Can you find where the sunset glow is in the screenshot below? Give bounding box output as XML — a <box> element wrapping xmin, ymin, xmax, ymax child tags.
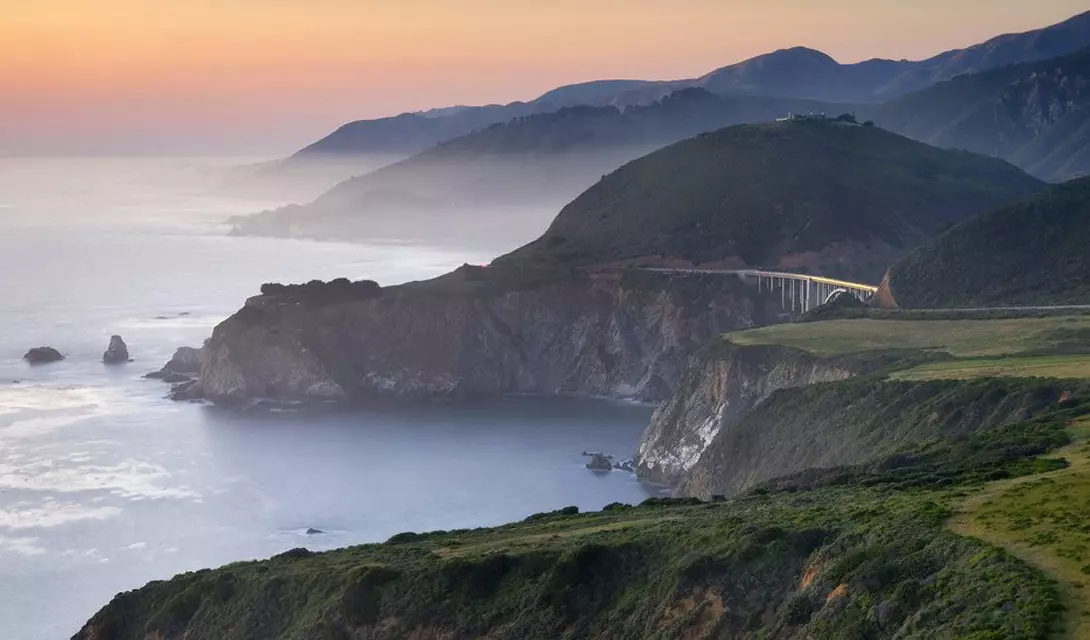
<box><xmin>3</xmin><ymin>0</ymin><xmax>1088</xmax><ymax>154</ymax></box>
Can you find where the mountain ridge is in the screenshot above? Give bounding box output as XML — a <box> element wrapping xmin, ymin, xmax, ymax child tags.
<box><xmin>871</xmin><ymin>46</ymin><xmax>1090</xmax><ymax>181</ymax></box>
<box><xmin>230</xmin><ymin>90</ymin><xmax>848</xmax><ymax>247</ymax></box>
<box><xmin>284</xmin><ymin>10</ymin><xmax>1090</xmax><ymax>161</ymax></box>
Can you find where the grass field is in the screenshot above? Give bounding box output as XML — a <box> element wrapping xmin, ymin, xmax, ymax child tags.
<box><xmin>949</xmin><ymin>418</ymin><xmax>1090</xmax><ymax>639</ymax></box>
<box><xmin>728</xmin><ymin>317</ymin><xmax>1090</xmax><ymax>358</ymax></box>
<box><xmin>891</xmin><ymin>354</ymin><xmax>1090</xmax><ymax>381</ymax></box>
<box><xmin>727</xmin><ymin>316</ymin><xmax>1090</xmax><ymax>380</ymax></box>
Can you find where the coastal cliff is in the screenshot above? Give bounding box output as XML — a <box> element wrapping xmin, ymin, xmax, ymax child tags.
<box><xmin>678</xmin><ymin>377</ymin><xmax>1074</xmax><ymax>498</ymax></box>
<box><xmin>191</xmin><ymin>267</ymin><xmax>779</xmax><ymax>404</ymax></box>
<box><xmin>635</xmin><ymin>342</ymin><xmax>855</xmax><ymax>485</ymax></box>
<box><xmin>635</xmin><ymin>327</ymin><xmax>1085</xmax><ymax>498</ymax></box>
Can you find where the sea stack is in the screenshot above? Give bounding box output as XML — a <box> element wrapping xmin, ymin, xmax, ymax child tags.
<box><xmin>102</xmin><ymin>335</ymin><xmax>131</xmax><ymax>364</ymax></box>
<box><xmin>23</xmin><ymin>347</ymin><xmax>64</xmax><ymax>364</ymax></box>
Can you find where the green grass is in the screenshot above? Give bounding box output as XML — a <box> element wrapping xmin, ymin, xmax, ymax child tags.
<box><xmin>727</xmin><ymin>316</ymin><xmax>1090</xmax><ymax>358</ymax></box>
<box><xmin>950</xmin><ymin>418</ymin><xmax>1090</xmax><ymax>639</ymax></box>
<box><xmin>891</xmin><ymin>355</ymin><xmax>1090</xmax><ymax>382</ymax></box>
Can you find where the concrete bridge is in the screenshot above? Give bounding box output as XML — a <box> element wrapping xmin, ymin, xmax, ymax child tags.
<box><xmin>644</xmin><ymin>268</ymin><xmax>878</xmax><ymax>313</ymax></box>
<box><xmin>732</xmin><ymin>269</ymin><xmax>878</xmax><ymax>313</ymax></box>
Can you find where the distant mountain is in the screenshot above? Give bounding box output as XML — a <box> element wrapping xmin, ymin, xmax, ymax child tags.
<box><xmin>496</xmin><ymin>119</ymin><xmax>1044</xmax><ymax>282</ymax></box>
<box><xmin>870</xmin><ymin>47</ymin><xmax>1090</xmax><ymax>181</ymax></box>
<box><xmin>230</xmin><ymin>90</ymin><xmax>844</xmax><ymax>248</ymax></box>
<box><xmin>881</xmin><ymin>177</ymin><xmax>1090</xmax><ymax>308</ymax></box>
<box><xmin>283</xmin><ymin>11</ymin><xmax>1090</xmax><ymax>161</ymax></box>
<box><xmin>286</xmin><ymin>81</ymin><xmax>683</xmax><ymax>163</ymax></box>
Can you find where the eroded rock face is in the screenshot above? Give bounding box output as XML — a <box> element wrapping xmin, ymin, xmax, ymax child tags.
<box><xmin>23</xmin><ymin>346</ymin><xmax>64</xmax><ymax>364</ymax></box>
<box><xmin>185</xmin><ymin>267</ymin><xmax>778</xmax><ymax>404</ymax></box>
<box><xmin>102</xmin><ymin>335</ymin><xmax>130</xmax><ymax>364</ymax></box>
<box><xmin>161</xmin><ymin>346</ymin><xmax>203</xmax><ymax>375</ymax></box>
<box><xmin>635</xmin><ymin>343</ymin><xmax>855</xmax><ymax>486</ymax></box>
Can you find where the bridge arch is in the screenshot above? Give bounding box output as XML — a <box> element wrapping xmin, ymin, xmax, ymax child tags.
<box><xmin>823</xmin><ymin>288</ymin><xmax>852</xmax><ymax>305</ymax></box>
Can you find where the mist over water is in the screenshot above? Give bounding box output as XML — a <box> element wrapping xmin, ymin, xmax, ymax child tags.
<box><xmin>0</xmin><ymin>158</ymin><xmax>657</xmax><ymax>640</ymax></box>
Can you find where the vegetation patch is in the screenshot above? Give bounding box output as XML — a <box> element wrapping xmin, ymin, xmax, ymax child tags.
<box><xmin>949</xmin><ymin>418</ymin><xmax>1090</xmax><ymax>639</ymax></box>
<box><xmin>891</xmin><ymin>355</ymin><xmax>1090</xmax><ymax>382</ymax></box>
<box><xmin>727</xmin><ymin>317</ymin><xmax>1090</xmax><ymax>359</ymax></box>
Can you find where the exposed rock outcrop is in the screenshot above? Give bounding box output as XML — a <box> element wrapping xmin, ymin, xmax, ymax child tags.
<box><xmin>184</xmin><ymin>267</ymin><xmax>778</xmax><ymax>404</ymax></box>
<box><xmin>585</xmin><ymin>453</ymin><xmax>613</xmax><ymax>471</ymax></box>
<box><xmin>102</xmin><ymin>335</ymin><xmax>130</xmax><ymax>364</ymax></box>
<box><xmin>161</xmin><ymin>346</ymin><xmax>203</xmax><ymax>375</ymax></box>
<box><xmin>23</xmin><ymin>346</ymin><xmax>64</xmax><ymax>364</ymax></box>
<box><xmin>636</xmin><ymin>342</ymin><xmax>856</xmax><ymax>485</ymax></box>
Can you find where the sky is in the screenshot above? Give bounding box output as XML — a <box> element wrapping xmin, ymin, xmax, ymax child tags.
<box><xmin>2</xmin><ymin>0</ymin><xmax>1088</xmax><ymax>156</ymax></box>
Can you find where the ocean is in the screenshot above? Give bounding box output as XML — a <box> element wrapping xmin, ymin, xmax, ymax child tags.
<box><xmin>0</xmin><ymin>158</ymin><xmax>657</xmax><ymax>639</ymax></box>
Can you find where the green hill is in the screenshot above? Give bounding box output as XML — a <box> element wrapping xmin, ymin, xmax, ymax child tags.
<box><xmin>884</xmin><ymin>177</ymin><xmax>1090</xmax><ymax>308</ymax></box>
<box><xmin>871</xmin><ymin>47</ymin><xmax>1090</xmax><ymax>182</ymax></box>
<box><xmin>497</xmin><ymin>119</ymin><xmax>1044</xmax><ymax>282</ymax></box>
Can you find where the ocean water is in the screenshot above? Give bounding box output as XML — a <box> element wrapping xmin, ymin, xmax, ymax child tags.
<box><xmin>0</xmin><ymin>158</ymin><xmax>657</xmax><ymax>639</ymax></box>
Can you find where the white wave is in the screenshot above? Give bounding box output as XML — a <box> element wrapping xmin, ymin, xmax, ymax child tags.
<box><xmin>0</xmin><ymin>458</ymin><xmax>201</xmax><ymax>501</ymax></box>
<box><xmin>0</xmin><ymin>499</ymin><xmax>122</xmax><ymax>530</ymax></box>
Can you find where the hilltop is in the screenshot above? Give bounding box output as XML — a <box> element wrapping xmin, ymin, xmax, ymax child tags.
<box><xmin>872</xmin><ymin>46</ymin><xmax>1090</xmax><ymax>181</ymax></box>
<box><xmin>230</xmin><ymin>90</ymin><xmax>842</xmax><ymax>247</ymax></box>
<box><xmin>881</xmin><ymin>176</ymin><xmax>1090</xmax><ymax>308</ymax></box>
<box><xmin>497</xmin><ymin>119</ymin><xmax>1043</xmax><ymax>282</ymax></box>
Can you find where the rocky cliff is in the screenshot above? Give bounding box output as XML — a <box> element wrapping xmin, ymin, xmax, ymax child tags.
<box><xmin>190</xmin><ymin>267</ymin><xmax>779</xmax><ymax>404</ymax></box>
<box><xmin>676</xmin><ymin>375</ymin><xmax>1077</xmax><ymax>499</ymax></box>
<box><xmin>635</xmin><ymin>342</ymin><xmax>855</xmax><ymax>485</ymax></box>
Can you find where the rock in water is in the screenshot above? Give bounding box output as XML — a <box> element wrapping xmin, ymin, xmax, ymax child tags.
<box><xmin>585</xmin><ymin>453</ymin><xmax>613</xmax><ymax>472</ymax></box>
<box><xmin>161</xmin><ymin>346</ymin><xmax>203</xmax><ymax>375</ymax></box>
<box><xmin>23</xmin><ymin>347</ymin><xmax>64</xmax><ymax>364</ymax></box>
<box><xmin>102</xmin><ymin>335</ymin><xmax>130</xmax><ymax>364</ymax></box>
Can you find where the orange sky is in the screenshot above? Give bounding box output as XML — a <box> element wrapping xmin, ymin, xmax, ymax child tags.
<box><xmin>2</xmin><ymin>0</ymin><xmax>1088</xmax><ymax>155</ymax></box>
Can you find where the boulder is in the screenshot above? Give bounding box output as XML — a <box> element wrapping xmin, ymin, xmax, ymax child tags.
<box><xmin>585</xmin><ymin>453</ymin><xmax>613</xmax><ymax>472</ymax></box>
<box><xmin>102</xmin><ymin>335</ymin><xmax>130</xmax><ymax>364</ymax></box>
<box><xmin>23</xmin><ymin>347</ymin><xmax>64</xmax><ymax>364</ymax></box>
<box><xmin>161</xmin><ymin>346</ymin><xmax>203</xmax><ymax>375</ymax></box>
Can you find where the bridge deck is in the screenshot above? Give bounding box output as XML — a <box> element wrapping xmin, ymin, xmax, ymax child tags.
<box><xmin>727</xmin><ymin>269</ymin><xmax>878</xmax><ymax>293</ymax></box>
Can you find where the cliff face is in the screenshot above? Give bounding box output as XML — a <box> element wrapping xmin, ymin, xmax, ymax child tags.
<box><xmin>193</xmin><ymin>268</ymin><xmax>778</xmax><ymax>404</ymax></box>
<box><xmin>678</xmin><ymin>377</ymin><xmax>1075</xmax><ymax>499</ymax></box>
<box><xmin>635</xmin><ymin>343</ymin><xmax>854</xmax><ymax>485</ymax></box>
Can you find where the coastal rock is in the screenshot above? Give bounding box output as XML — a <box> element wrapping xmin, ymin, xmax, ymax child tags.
<box><xmin>168</xmin><ymin>380</ymin><xmax>204</xmax><ymax>402</ymax></box>
<box><xmin>161</xmin><ymin>346</ymin><xmax>203</xmax><ymax>375</ymax></box>
<box><xmin>585</xmin><ymin>453</ymin><xmax>613</xmax><ymax>471</ymax></box>
<box><xmin>186</xmin><ymin>267</ymin><xmax>779</xmax><ymax>404</ymax></box>
<box><xmin>23</xmin><ymin>347</ymin><xmax>64</xmax><ymax>364</ymax></box>
<box><xmin>102</xmin><ymin>335</ymin><xmax>130</xmax><ymax>364</ymax></box>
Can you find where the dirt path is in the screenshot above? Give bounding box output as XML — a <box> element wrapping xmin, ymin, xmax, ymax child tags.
<box><xmin>948</xmin><ymin>419</ymin><xmax>1090</xmax><ymax>639</ymax></box>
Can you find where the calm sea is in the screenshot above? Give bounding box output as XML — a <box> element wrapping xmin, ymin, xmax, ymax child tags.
<box><xmin>0</xmin><ymin>158</ymin><xmax>657</xmax><ymax>639</ymax></box>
